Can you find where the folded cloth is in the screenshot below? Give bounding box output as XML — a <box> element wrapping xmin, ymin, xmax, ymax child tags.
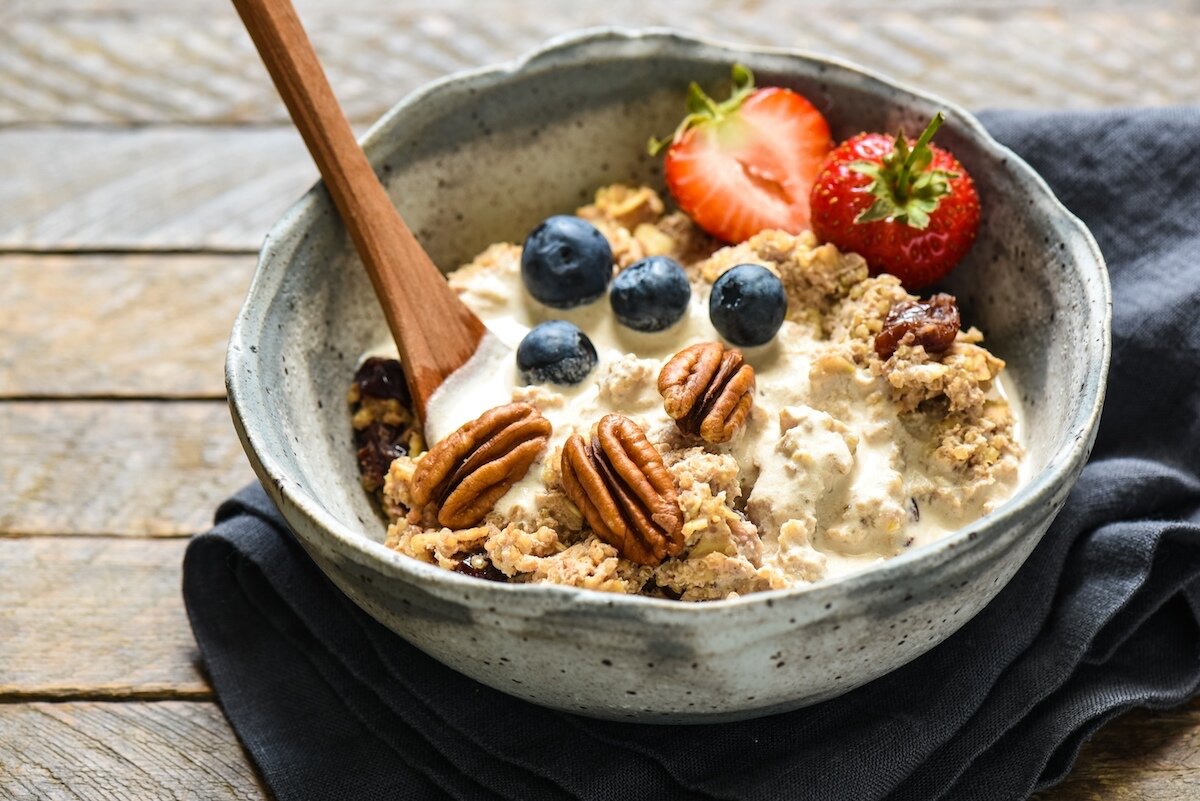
<box><xmin>184</xmin><ymin>107</ymin><xmax>1200</xmax><ymax>801</ymax></box>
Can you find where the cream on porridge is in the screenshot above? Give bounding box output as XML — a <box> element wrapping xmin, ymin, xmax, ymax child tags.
<box><xmin>350</xmin><ymin>184</ymin><xmax>1022</xmax><ymax>601</ymax></box>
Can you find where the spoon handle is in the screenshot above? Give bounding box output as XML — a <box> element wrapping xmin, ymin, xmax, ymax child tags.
<box><xmin>231</xmin><ymin>0</ymin><xmax>486</xmax><ymax>421</ymax></box>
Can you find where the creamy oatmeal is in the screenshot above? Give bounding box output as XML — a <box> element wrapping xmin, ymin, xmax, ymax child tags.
<box><xmin>350</xmin><ymin>184</ymin><xmax>1023</xmax><ymax>601</ymax></box>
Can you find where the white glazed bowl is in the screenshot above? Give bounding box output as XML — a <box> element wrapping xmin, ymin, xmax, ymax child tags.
<box><xmin>226</xmin><ymin>29</ymin><xmax>1110</xmax><ymax>722</ymax></box>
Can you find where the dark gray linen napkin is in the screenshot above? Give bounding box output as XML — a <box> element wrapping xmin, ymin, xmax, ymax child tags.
<box><xmin>184</xmin><ymin>107</ymin><xmax>1200</xmax><ymax>801</ymax></box>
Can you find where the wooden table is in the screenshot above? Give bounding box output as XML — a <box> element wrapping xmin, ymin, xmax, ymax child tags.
<box><xmin>2</xmin><ymin>1</ymin><xmax>1197</xmax><ymax>797</ymax></box>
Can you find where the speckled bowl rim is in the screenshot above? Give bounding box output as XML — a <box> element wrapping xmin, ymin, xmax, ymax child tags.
<box><xmin>227</xmin><ymin>27</ymin><xmax>1112</xmax><ymax>620</ymax></box>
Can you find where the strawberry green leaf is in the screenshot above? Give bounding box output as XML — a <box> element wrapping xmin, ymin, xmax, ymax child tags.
<box><xmin>849</xmin><ymin>111</ymin><xmax>959</xmax><ymax>230</ymax></box>
<box><xmin>687</xmin><ymin>82</ymin><xmax>717</xmax><ymax>116</ymax></box>
<box><xmin>856</xmin><ymin>197</ymin><xmax>896</xmax><ymax>224</ymax></box>
<box><xmin>731</xmin><ymin>63</ymin><xmax>754</xmax><ymax>93</ymax></box>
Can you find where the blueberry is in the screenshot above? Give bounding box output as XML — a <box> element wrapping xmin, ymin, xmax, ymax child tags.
<box><xmin>609</xmin><ymin>256</ymin><xmax>692</xmax><ymax>332</ymax></box>
<box><xmin>521</xmin><ymin>216</ymin><xmax>614</xmax><ymax>308</ymax></box>
<box><xmin>516</xmin><ymin>320</ymin><xmax>598</xmax><ymax>385</ymax></box>
<box><xmin>709</xmin><ymin>264</ymin><xmax>787</xmax><ymax>346</ymax></box>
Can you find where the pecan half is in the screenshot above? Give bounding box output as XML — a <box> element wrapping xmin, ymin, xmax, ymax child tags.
<box><xmin>658</xmin><ymin>342</ymin><xmax>756</xmax><ymax>443</ymax></box>
<box><xmin>410</xmin><ymin>403</ymin><xmax>551</xmax><ymax>528</ymax></box>
<box><xmin>874</xmin><ymin>293</ymin><xmax>961</xmax><ymax>360</ymax></box>
<box><xmin>560</xmin><ymin>414</ymin><xmax>683</xmax><ymax>566</ymax></box>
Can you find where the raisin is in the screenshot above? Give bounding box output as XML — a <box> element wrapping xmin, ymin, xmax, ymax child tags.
<box><xmin>352</xmin><ymin>357</ymin><xmax>410</xmax><ymax>404</ymax></box>
<box><xmin>874</xmin><ymin>293</ymin><xmax>961</xmax><ymax>360</ymax></box>
<box><xmin>641</xmin><ymin>578</ymin><xmax>683</xmax><ymax>601</ymax></box>
<box><xmin>350</xmin><ymin>357</ymin><xmax>417</xmax><ymax>492</ymax></box>
<box><xmin>355</xmin><ymin>421</ymin><xmax>408</xmax><ymax>492</ymax></box>
<box><xmin>452</xmin><ymin>551</ymin><xmax>507</xmax><ymax>582</ymax></box>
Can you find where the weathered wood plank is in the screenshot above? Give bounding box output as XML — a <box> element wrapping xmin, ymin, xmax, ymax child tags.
<box><xmin>1039</xmin><ymin>699</ymin><xmax>1200</xmax><ymax>800</ymax></box>
<box><xmin>0</xmin><ymin>401</ymin><xmax>255</xmax><ymax>536</ymax></box>
<box><xmin>0</xmin><ymin>697</ymin><xmax>1197</xmax><ymax>800</ymax></box>
<box><xmin>0</xmin><ymin>127</ymin><xmax>313</xmax><ymax>251</ymax></box>
<box><xmin>0</xmin><ymin>702</ymin><xmax>269</xmax><ymax>800</ymax></box>
<box><xmin>0</xmin><ymin>3</ymin><xmax>1192</xmax><ymax>126</ymax></box>
<box><xmin>19</xmin><ymin>0</ymin><xmax>1164</xmax><ymax>12</ymax></box>
<box><xmin>0</xmin><ymin>525</ymin><xmax>1195</xmax><ymax>794</ymax></box>
<box><xmin>0</xmin><ymin>254</ymin><xmax>254</xmax><ymax>398</ymax></box>
<box><xmin>0</xmin><ymin>538</ymin><xmax>207</xmax><ymax>698</ymax></box>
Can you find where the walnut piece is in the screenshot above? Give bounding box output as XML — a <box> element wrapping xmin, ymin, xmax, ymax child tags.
<box><xmin>410</xmin><ymin>403</ymin><xmax>551</xmax><ymax>528</ymax></box>
<box><xmin>658</xmin><ymin>342</ymin><xmax>756</xmax><ymax>443</ymax></box>
<box><xmin>875</xmin><ymin>293</ymin><xmax>961</xmax><ymax>360</ymax></box>
<box><xmin>560</xmin><ymin>414</ymin><xmax>683</xmax><ymax>565</ymax></box>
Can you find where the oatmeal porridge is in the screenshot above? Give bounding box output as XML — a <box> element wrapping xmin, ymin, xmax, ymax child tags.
<box><xmin>349</xmin><ymin>183</ymin><xmax>1023</xmax><ymax>601</ymax></box>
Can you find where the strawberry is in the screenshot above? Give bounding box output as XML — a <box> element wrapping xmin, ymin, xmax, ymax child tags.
<box><xmin>809</xmin><ymin>112</ymin><xmax>980</xmax><ymax>290</ymax></box>
<box><xmin>650</xmin><ymin>65</ymin><xmax>833</xmax><ymax>244</ymax></box>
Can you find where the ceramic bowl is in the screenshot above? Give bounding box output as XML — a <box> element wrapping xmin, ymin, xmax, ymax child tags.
<box><xmin>226</xmin><ymin>28</ymin><xmax>1110</xmax><ymax>722</ymax></box>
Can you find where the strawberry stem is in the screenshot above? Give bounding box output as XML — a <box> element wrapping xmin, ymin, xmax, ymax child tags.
<box><xmin>894</xmin><ymin>113</ymin><xmax>943</xmax><ymax>203</ymax></box>
<box><xmin>850</xmin><ymin>111</ymin><xmax>959</xmax><ymax>230</ymax></box>
<box><xmin>648</xmin><ymin>64</ymin><xmax>756</xmax><ymax>156</ymax></box>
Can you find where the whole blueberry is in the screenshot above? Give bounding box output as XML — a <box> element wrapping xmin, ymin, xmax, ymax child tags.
<box><xmin>709</xmin><ymin>264</ymin><xmax>787</xmax><ymax>346</ymax></box>
<box><xmin>609</xmin><ymin>256</ymin><xmax>692</xmax><ymax>332</ymax></box>
<box><xmin>521</xmin><ymin>216</ymin><xmax>614</xmax><ymax>309</ymax></box>
<box><xmin>516</xmin><ymin>320</ymin><xmax>598</xmax><ymax>385</ymax></box>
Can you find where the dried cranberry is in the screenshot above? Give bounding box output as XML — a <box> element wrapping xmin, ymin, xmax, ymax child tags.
<box><xmin>355</xmin><ymin>421</ymin><xmax>408</xmax><ymax>492</ymax></box>
<box><xmin>353</xmin><ymin>357</ymin><xmax>410</xmax><ymax>403</ymax></box>
<box><xmin>874</xmin><ymin>293</ymin><xmax>961</xmax><ymax>360</ymax></box>
<box><xmin>453</xmin><ymin>552</ymin><xmax>507</xmax><ymax>582</ymax></box>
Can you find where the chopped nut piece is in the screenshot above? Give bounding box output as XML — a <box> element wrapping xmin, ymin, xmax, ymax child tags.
<box><xmin>653</xmin><ymin>552</ymin><xmax>764</xmax><ymax>602</ymax></box>
<box><xmin>560</xmin><ymin>415</ymin><xmax>683</xmax><ymax>565</ymax></box>
<box><xmin>522</xmin><ymin>537</ymin><xmax>638</xmax><ymax>593</ymax></box>
<box><xmin>577</xmin><ymin>184</ymin><xmax>665</xmax><ymax>230</ymax></box>
<box><xmin>410</xmin><ymin>403</ymin><xmax>552</xmax><ymax>528</ymax></box>
<box><xmin>875</xmin><ymin>293</ymin><xmax>961</xmax><ymax>359</ymax></box>
<box><xmin>880</xmin><ymin>339</ymin><xmax>1004</xmax><ymax>415</ymax></box>
<box><xmin>698</xmin><ymin>229</ymin><xmax>868</xmax><ymax>319</ymax></box>
<box><xmin>658</xmin><ymin>342</ymin><xmax>756</xmax><ymax>443</ymax></box>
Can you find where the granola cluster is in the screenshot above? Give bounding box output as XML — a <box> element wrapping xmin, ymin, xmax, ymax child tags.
<box><xmin>357</xmin><ymin>184</ymin><xmax>1022</xmax><ymax>600</ymax></box>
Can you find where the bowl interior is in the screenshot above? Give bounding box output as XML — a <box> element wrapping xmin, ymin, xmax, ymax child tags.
<box><xmin>233</xmin><ymin>31</ymin><xmax>1105</xmax><ymax>566</ymax></box>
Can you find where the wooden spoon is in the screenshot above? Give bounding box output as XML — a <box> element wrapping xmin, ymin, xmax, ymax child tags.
<box><xmin>230</xmin><ymin>0</ymin><xmax>489</xmax><ymax>423</ymax></box>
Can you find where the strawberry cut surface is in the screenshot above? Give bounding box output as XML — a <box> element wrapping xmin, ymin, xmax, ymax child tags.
<box><xmin>654</xmin><ymin>70</ymin><xmax>832</xmax><ymax>244</ymax></box>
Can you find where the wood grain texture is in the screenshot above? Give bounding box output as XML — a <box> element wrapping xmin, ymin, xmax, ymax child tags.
<box><xmin>0</xmin><ymin>255</ymin><xmax>254</xmax><ymax>398</ymax></box>
<box><xmin>0</xmin><ymin>401</ymin><xmax>254</xmax><ymax>536</ymax></box>
<box><xmin>0</xmin><ymin>127</ymin><xmax>313</xmax><ymax>251</ymax></box>
<box><xmin>0</xmin><ymin>699</ymin><xmax>1197</xmax><ymax>801</ymax></box>
<box><xmin>1039</xmin><ymin>700</ymin><xmax>1200</xmax><ymax>800</ymax></box>
<box><xmin>16</xmin><ymin>0</ymin><xmax>1186</xmax><ymax>11</ymax></box>
<box><xmin>0</xmin><ymin>702</ymin><xmax>269</xmax><ymax>800</ymax></box>
<box><xmin>0</xmin><ymin>538</ymin><xmax>207</xmax><ymax>698</ymax></box>
<box><xmin>0</xmin><ymin>1</ymin><xmax>1193</xmax><ymax>125</ymax></box>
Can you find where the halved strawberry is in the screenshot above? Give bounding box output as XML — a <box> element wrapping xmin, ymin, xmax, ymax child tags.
<box><xmin>650</xmin><ymin>65</ymin><xmax>833</xmax><ymax>244</ymax></box>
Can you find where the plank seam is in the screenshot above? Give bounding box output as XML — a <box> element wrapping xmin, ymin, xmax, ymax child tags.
<box><xmin>0</xmin><ymin>246</ymin><xmax>262</xmax><ymax>256</ymax></box>
<box><xmin>0</xmin><ymin>691</ymin><xmax>214</xmax><ymax>703</ymax></box>
<box><xmin>0</xmin><ymin>394</ymin><xmax>229</xmax><ymax>402</ymax></box>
